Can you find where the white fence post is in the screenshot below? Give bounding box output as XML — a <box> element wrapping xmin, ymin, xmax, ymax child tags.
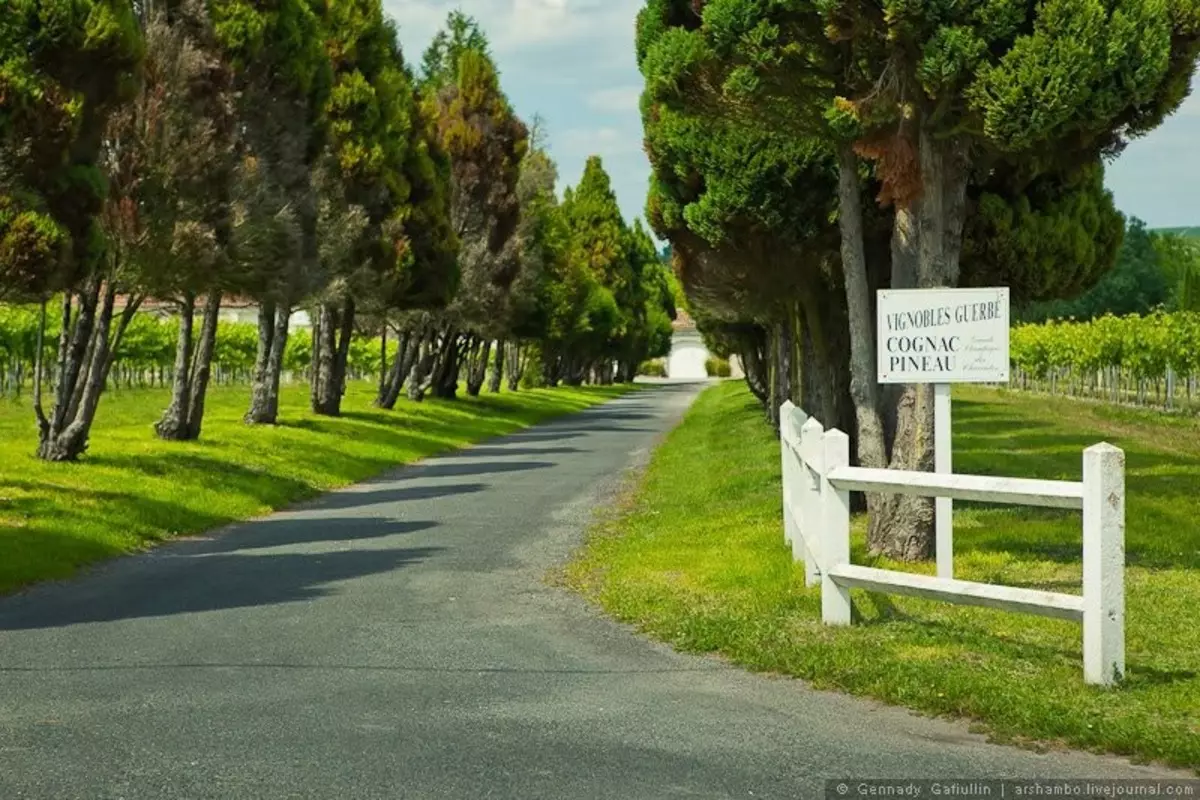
<box><xmin>780</xmin><ymin>402</ymin><xmax>797</xmax><ymax>548</ymax></box>
<box><xmin>1082</xmin><ymin>442</ymin><xmax>1126</xmax><ymax>686</ymax></box>
<box><xmin>821</xmin><ymin>428</ymin><xmax>852</xmax><ymax>625</ymax></box>
<box><xmin>799</xmin><ymin>417</ymin><xmax>824</xmax><ymax>587</ymax></box>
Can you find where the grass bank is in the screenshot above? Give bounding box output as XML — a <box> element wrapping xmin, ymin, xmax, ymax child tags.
<box><xmin>566</xmin><ymin>382</ymin><xmax>1200</xmax><ymax>770</ymax></box>
<box><xmin>1</xmin><ymin>380</ymin><xmax>629</xmax><ymax>595</ymax></box>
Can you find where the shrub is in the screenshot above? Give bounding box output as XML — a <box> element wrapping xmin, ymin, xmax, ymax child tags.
<box><xmin>705</xmin><ymin>356</ymin><xmax>731</xmax><ymax>378</ymax></box>
<box><xmin>638</xmin><ymin>358</ymin><xmax>667</xmax><ymax>377</ymax></box>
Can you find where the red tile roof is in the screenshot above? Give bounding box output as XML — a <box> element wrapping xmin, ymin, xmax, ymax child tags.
<box><xmin>672</xmin><ymin>309</ymin><xmax>696</xmax><ymax>332</ymax></box>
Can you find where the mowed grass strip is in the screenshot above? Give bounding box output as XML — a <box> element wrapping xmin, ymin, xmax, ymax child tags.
<box><xmin>566</xmin><ymin>382</ymin><xmax>1200</xmax><ymax>770</ymax></box>
<box><xmin>0</xmin><ymin>380</ymin><xmax>630</xmax><ymax>595</ymax></box>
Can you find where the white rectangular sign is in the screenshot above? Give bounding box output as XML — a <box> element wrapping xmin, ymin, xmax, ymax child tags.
<box><xmin>877</xmin><ymin>287</ymin><xmax>1010</xmax><ymax>384</ymax></box>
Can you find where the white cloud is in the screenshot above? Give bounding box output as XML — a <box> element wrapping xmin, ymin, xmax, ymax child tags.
<box><xmin>587</xmin><ymin>86</ymin><xmax>642</xmax><ymax>113</ymax></box>
<box><xmin>560</xmin><ymin>126</ymin><xmax>643</xmax><ymax>159</ymax></box>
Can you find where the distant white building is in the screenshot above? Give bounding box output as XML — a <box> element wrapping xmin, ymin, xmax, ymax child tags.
<box><xmin>667</xmin><ymin>310</ymin><xmax>709</xmax><ymax>380</ymax></box>
<box><xmin>116</xmin><ymin>295</ymin><xmax>313</xmax><ymax>329</ymax></box>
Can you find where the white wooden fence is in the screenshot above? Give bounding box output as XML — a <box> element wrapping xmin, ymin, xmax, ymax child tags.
<box><xmin>779</xmin><ymin>401</ymin><xmax>1126</xmax><ymax>686</ymax></box>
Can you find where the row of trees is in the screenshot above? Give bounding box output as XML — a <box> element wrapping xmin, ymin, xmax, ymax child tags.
<box><xmin>638</xmin><ymin>0</ymin><xmax>1200</xmax><ymax>559</ymax></box>
<box><xmin>1</xmin><ymin>3</ymin><xmax>674</xmax><ymax>460</ymax></box>
<box><xmin>0</xmin><ymin>309</ymin><xmax>398</xmax><ymax>394</ymax></box>
<box><xmin>1022</xmin><ymin>219</ymin><xmax>1200</xmax><ymax>321</ymax></box>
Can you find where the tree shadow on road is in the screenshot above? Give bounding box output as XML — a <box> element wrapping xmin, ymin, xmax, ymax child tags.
<box><xmin>0</xmin><ymin>525</ymin><xmax>443</xmax><ymax>630</ymax></box>
<box><xmin>396</xmin><ymin>460</ymin><xmax>557</xmax><ymax>480</ymax></box>
<box><xmin>300</xmin><ymin>482</ymin><xmax>488</xmax><ymax>512</ymax></box>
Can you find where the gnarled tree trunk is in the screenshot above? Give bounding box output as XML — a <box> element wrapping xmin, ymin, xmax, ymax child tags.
<box><xmin>506</xmin><ymin>343</ymin><xmax>524</xmax><ymax>391</ymax></box>
<box><xmin>465</xmin><ymin>337</ymin><xmax>491</xmax><ymax>397</ymax></box>
<box><xmin>377</xmin><ymin>330</ymin><xmax>415</xmax><ymax>409</ymax></box>
<box><xmin>406</xmin><ymin>330</ymin><xmax>437</xmax><ymax>402</ymax></box>
<box><xmin>867</xmin><ymin>132</ymin><xmax>969</xmax><ymax>561</ymax></box>
<box><xmin>430</xmin><ymin>328</ymin><xmax>463</xmax><ymax>399</ymax></box>
<box><xmin>767</xmin><ymin>314</ymin><xmax>795</xmax><ymax>434</ymax></box>
<box><xmin>184</xmin><ymin>290</ymin><xmax>221</xmax><ymax>440</ymax></box>
<box><xmin>156</xmin><ymin>292</ymin><xmax>196</xmax><ymax>440</ymax></box>
<box><xmin>836</xmin><ymin>145</ymin><xmax>888</xmax><ymax>469</ymax></box>
<box><xmin>36</xmin><ymin>279</ymin><xmax>134</xmax><ymax>461</ymax></box>
<box><xmin>489</xmin><ymin>339</ymin><xmax>505</xmax><ymax>393</ymax></box>
<box><xmin>246</xmin><ymin>302</ymin><xmax>289</xmax><ymax>424</ymax></box>
<box><xmin>311</xmin><ymin>296</ymin><xmax>356</xmax><ymax>416</ymax></box>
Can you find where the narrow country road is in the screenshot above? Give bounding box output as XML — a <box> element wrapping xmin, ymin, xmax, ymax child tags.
<box><xmin>0</xmin><ymin>384</ymin><xmax>1183</xmax><ymax>799</ymax></box>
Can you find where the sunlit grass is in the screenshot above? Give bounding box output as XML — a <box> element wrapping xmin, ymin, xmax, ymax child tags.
<box><xmin>566</xmin><ymin>382</ymin><xmax>1200</xmax><ymax>770</ymax></box>
<box><xmin>0</xmin><ymin>379</ymin><xmax>631</xmax><ymax>595</ymax></box>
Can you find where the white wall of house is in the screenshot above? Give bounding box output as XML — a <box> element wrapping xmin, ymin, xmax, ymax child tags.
<box><xmin>219</xmin><ymin>307</ymin><xmax>312</xmax><ymax>329</ymax></box>
<box><xmin>667</xmin><ymin>331</ymin><xmax>709</xmax><ymax>380</ymax></box>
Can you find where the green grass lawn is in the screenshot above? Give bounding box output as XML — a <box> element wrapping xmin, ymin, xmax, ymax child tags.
<box><xmin>566</xmin><ymin>382</ymin><xmax>1200</xmax><ymax>770</ymax></box>
<box><xmin>0</xmin><ymin>379</ymin><xmax>629</xmax><ymax>595</ymax></box>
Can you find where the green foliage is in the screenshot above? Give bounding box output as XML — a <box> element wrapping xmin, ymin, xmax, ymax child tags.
<box><xmin>210</xmin><ymin>0</ymin><xmax>329</xmax><ymax>98</ymax></box>
<box><xmin>1011</xmin><ymin>311</ymin><xmax>1200</xmax><ymax>381</ymax></box>
<box><xmin>638</xmin><ymin>358</ymin><xmax>667</xmax><ymax>377</ymax></box>
<box><xmin>1152</xmin><ymin>230</ymin><xmax>1200</xmax><ymax>312</ymax></box>
<box><xmin>548</xmin><ymin>157</ymin><xmax>676</xmax><ymax>371</ymax></box>
<box><xmin>0</xmin><ymin>0</ymin><xmax>143</xmax><ymax>298</ymax></box>
<box><xmin>704</xmin><ymin>356</ymin><xmax>731</xmax><ymax>378</ymax></box>
<box><xmin>420</xmin><ymin>10</ymin><xmax>490</xmax><ymax>89</ymax></box>
<box><xmin>962</xmin><ymin>162</ymin><xmax>1125</xmax><ymax>305</ymax></box>
<box><xmin>1021</xmin><ymin>218</ymin><xmax>1168</xmax><ymax>321</ymax></box>
<box><xmin>424</xmin><ymin>15</ymin><xmax>527</xmax><ymax>332</ymax></box>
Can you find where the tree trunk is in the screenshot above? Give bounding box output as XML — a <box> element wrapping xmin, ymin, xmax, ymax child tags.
<box><xmin>378</xmin><ymin>325</ymin><xmax>388</xmax><ymax>400</ymax></box>
<box><xmin>246</xmin><ymin>300</ymin><xmax>276</xmax><ymax>423</ymax></box>
<box><xmin>466</xmin><ymin>338</ymin><xmax>491</xmax><ymax>397</ymax></box>
<box><xmin>431</xmin><ymin>328</ymin><xmax>462</xmax><ymax>399</ymax></box>
<box><xmin>310</xmin><ymin>297</ymin><xmax>354</xmax><ymax>416</ymax></box>
<box><xmin>184</xmin><ymin>290</ymin><xmax>222</xmax><ymax>440</ymax></box>
<box><xmin>740</xmin><ymin>326</ymin><xmax>769</xmax><ymax>407</ymax></box>
<box><xmin>36</xmin><ymin>281</ymin><xmax>96</xmax><ymax>460</ymax></box>
<box><xmin>837</xmin><ymin>145</ymin><xmax>889</xmax><ymax>467</ymax></box>
<box><xmin>407</xmin><ymin>331</ymin><xmax>437</xmax><ymax>402</ymax></box>
<box><xmin>869</xmin><ymin>132</ymin><xmax>969</xmax><ymax>561</ymax></box>
<box><xmin>155</xmin><ymin>293</ymin><xmax>196</xmax><ymax>440</ymax></box>
<box><xmin>742</xmin><ymin>350</ymin><xmax>768</xmax><ymax>405</ymax></box>
<box><xmin>37</xmin><ymin>280</ymin><xmax>119</xmax><ymax>461</ymax></box>
<box><xmin>489</xmin><ymin>339</ymin><xmax>505</xmax><ymax>393</ymax></box>
<box><xmin>377</xmin><ymin>330</ymin><xmax>414</xmax><ymax>409</ymax></box>
<box><xmin>246</xmin><ymin>302</ymin><xmax>289</xmax><ymax>424</ymax></box>
<box><xmin>309</xmin><ymin>304</ymin><xmax>327</xmax><ymax>411</ymax></box>
<box><xmin>596</xmin><ymin>361</ymin><xmax>614</xmax><ymax>385</ymax></box>
<box><xmin>506</xmin><ymin>343</ymin><xmax>523</xmax><ymax>391</ymax></box>
<box><xmin>264</xmin><ymin>304</ymin><xmax>290</xmax><ymax>418</ymax></box>
<box><xmin>542</xmin><ymin>351</ymin><xmax>560</xmax><ymax>387</ymax></box>
<box><xmin>66</xmin><ymin>300</ymin><xmax>100</xmax><ymax>423</ymax></box>
<box><xmin>32</xmin><ymin>300</ymin><xmax>48</xmax><ymax>431</ymax></box>
<box><xmin>869</xmin><ymin>200</ymin><xmax>931</xmax><ymax>557</ymax></box>
<box><xmin>562</xmin><ymin>356</ymin><xmax>585</xmax><ymax>386</ymax></box>
<box><xmin>798</xmin><ymin>276</ymin><xmax>854</xmax><ymax>440</ymax></box>
<box><xmin>767</xmin><ymin>315</ymin><xmax>795</xmax><ymax>433</ymax></box>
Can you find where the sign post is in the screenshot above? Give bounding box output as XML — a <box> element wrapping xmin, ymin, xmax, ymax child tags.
<box><xmin>877</xmin><ymin>287</ymin><xmax>1010</xmax><ymax>578</ymax></box>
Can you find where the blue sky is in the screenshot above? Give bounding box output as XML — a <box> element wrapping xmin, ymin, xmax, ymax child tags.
<box><xmin>384</xmin><ymin>0</ymin><xmax>1199</xmax><ymax>234</ymax></box>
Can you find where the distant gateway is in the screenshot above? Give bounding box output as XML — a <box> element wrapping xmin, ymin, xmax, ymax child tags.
<box><xmin>667</xmin><ymin>310</ymin><xmax>710</xmax><ymax>380</ymax></box>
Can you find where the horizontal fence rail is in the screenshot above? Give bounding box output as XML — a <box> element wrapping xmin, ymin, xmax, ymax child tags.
<box><xmin>779</xmin><ymin>402</ymin><xmax>1126</xmax><ymax>686</ymax></box>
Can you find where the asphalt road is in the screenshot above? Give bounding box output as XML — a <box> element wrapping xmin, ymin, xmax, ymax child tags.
<box><xmin>0</xmin><ymin>383</ymin><xmax>1186</xmax><ymax>799</ymax></box>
